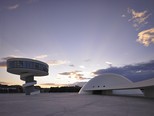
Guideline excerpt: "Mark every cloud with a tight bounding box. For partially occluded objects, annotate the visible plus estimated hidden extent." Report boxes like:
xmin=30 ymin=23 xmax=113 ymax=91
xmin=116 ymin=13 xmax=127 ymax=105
xmin=40 ymin=83 xmax=70 ymax=87
xmin=2 ymin=55 xmax=22 ymax=60
xmin=59 ymin=72 xmax=73 ymax=76
xmin=0 ymin=55 xmax=21 ymax=68
xmin=84 ymin=59 xmax=91 ymax=62
xmin=59 ymin=71 xmax=87 ymax=80
xmin=0 ymin=56 xmax=14 ymax=67
xmin=0 ymin=61 xmax=7 ymax=67
xmin=69 ymin=64 xmax=75 ymax=67
xmin=59 ymin=71 xmax=82 ymax=75
xmin=0 ymin=81 xmax=11 ymax=85
xmin=79 ymin=65 xmax=85 ymax=69
xmin=94 ymin=60 xmax=154 ymax=82
xmin=47 ymin=60 xmax=70 ymax=66
xmin=33 ymin=55 xmax=48 ymax=60
xmin=105 ymin=61 xmax=112 ymax=67
xmin=71 ymin=82 xmax=87 ymax=87
xmin=121 ymin=14 xmax=126 ymax=18
xmin=128 ymin=8 xmax=151 ymax=30
xmin=137 ymin=28 xmax=154 ymax=46
xmin=7 ymin=4 xmax=19 ymax=10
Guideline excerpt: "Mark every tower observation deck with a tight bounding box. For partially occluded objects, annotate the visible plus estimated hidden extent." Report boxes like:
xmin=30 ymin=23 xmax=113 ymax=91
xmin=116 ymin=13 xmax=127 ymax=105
xmin=7 ymin=58 xmax=49 ymax=95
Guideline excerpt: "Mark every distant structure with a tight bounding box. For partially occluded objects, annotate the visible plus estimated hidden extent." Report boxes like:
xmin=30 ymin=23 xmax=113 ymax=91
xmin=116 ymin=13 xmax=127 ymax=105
xmin=79 ymin=73 xmax=154 ymax=98
xmin=7 ymin=58 xmax=49 ymax=95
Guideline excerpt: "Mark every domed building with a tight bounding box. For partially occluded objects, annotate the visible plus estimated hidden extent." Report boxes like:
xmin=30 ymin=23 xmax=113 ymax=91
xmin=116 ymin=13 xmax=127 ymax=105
xmin=79 ymin=73 xmax=154 ymax=98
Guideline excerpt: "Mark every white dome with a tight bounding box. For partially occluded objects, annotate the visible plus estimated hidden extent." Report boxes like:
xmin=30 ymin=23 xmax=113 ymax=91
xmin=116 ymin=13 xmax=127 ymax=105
xmin=82 ymin=73 xmax=133 ymax=90
xmin=79 ymin=73 xmax=135 ymax=94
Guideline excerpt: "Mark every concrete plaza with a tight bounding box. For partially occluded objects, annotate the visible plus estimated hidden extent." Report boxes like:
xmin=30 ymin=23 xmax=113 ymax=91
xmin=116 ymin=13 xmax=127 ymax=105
xmin=0 ymin=93 xmax=154 ymax=116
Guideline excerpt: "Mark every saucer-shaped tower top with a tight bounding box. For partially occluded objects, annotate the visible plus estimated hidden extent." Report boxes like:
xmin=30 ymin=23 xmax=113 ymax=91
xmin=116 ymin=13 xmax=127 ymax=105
xmin=7 ymin=58 xmax=48 ymax=76
xmin=7 ymin=58 xmax=49 ymax=95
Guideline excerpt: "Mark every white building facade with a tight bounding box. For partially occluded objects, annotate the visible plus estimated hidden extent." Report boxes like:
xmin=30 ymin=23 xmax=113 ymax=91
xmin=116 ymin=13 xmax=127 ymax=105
xmin=79 ymin=73 xmax=154 ymax=98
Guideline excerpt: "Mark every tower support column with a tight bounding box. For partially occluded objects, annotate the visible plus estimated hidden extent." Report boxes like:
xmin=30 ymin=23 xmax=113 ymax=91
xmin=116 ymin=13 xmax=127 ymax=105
xmin=25 ymin=75 xmax=35 ymax=95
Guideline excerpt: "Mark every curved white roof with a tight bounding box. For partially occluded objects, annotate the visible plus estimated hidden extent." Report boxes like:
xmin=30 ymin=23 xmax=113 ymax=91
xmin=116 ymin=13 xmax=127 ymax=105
xmin=79 ymin=73 xmax=154 ymax=97
xmin=79 ymin=73 xmax=134 ymax=94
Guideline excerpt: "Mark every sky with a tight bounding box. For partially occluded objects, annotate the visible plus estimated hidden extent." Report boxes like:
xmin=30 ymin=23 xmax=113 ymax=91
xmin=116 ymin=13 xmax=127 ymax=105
xmin=0 ymin=0 xmax=154 ymax=87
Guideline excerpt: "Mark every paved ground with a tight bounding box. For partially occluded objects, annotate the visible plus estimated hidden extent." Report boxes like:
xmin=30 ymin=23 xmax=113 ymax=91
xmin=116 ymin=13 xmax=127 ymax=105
xmin=0 ymin=93 xmax=154 ymax=116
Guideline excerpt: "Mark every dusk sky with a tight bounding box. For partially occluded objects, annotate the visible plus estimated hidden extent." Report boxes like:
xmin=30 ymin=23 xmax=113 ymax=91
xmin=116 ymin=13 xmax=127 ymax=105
xmin=0 ymin=0 xmax=154 ymax=87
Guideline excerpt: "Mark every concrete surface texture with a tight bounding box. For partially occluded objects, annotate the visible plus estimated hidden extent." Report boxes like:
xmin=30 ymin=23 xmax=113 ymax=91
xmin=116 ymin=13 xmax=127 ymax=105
xmin=0 ymin=93 xmax=154 ymax=116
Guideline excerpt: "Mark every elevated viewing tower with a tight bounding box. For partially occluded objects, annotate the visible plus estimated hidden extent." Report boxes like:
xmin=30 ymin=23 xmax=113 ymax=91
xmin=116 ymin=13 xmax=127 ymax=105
xmin=7 ymin=58 xmax=49 ymax=95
